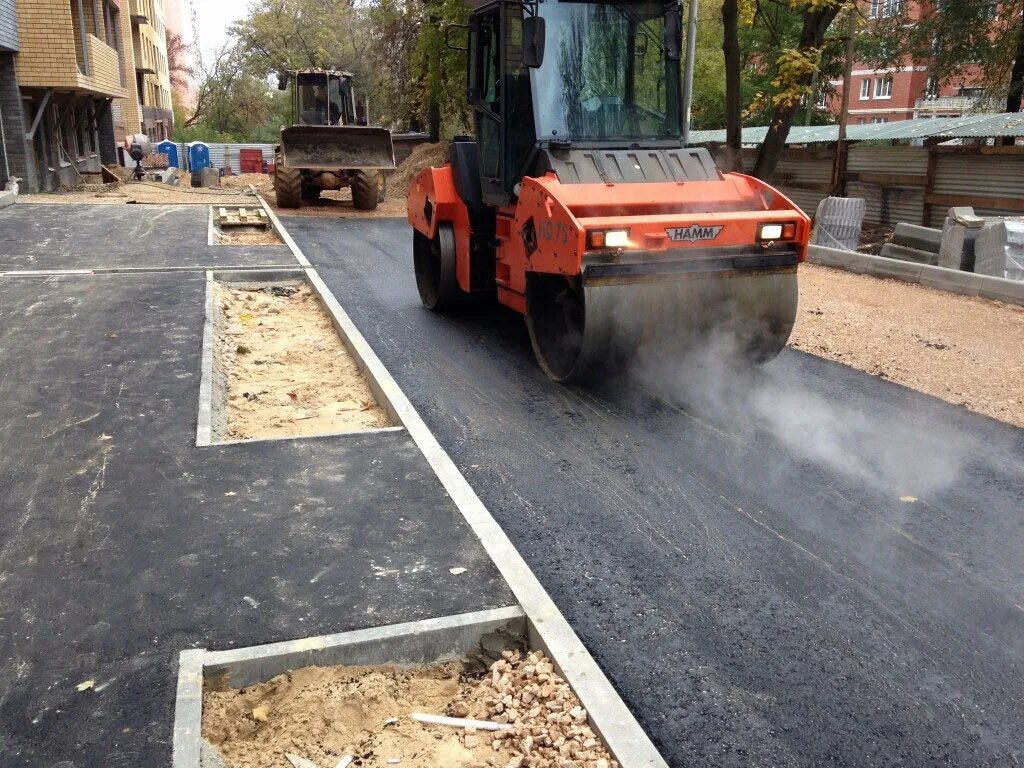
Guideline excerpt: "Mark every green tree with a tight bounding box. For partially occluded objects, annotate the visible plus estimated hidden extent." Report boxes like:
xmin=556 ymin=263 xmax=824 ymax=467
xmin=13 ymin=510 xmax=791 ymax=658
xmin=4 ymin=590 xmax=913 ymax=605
xmin=720 ymin=0 xmax=854 ymax=178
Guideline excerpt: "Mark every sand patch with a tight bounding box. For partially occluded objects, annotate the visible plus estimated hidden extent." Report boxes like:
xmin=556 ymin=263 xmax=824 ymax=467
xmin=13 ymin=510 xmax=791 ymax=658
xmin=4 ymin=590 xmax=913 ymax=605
xmin=203 ymin=651 xmax=618 ymax=768
xmin=215 ymin=228 xmax=283 ymax=246
xmin=214 ymin=282 xmax=391 ymax=440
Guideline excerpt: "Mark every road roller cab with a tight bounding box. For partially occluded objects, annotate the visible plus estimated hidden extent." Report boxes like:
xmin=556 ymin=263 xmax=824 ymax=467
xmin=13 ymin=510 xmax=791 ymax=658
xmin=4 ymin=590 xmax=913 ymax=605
xmin=407 ymin=0 xmax=811 ymax=381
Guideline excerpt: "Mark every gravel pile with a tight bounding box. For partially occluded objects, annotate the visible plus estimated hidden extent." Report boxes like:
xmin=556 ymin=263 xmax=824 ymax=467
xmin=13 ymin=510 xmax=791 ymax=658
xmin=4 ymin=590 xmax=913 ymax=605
xmin=454 ymin=650 xmax=618 ymax=768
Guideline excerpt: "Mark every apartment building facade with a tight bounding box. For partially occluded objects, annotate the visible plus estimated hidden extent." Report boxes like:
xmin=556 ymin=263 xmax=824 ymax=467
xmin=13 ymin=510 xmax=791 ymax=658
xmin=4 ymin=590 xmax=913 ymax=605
xmin=14 ymin=0 xmax=128 ymax=191
xmin=128 ymin=0 xmax=172 ymax=141
xmin=826 ymin=0 xmax=994 ymax=124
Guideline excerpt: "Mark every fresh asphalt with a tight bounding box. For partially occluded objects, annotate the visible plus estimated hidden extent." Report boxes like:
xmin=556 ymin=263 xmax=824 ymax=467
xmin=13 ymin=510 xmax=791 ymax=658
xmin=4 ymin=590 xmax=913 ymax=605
xmin=0 ymin=206 xmax=514 ymax=767
xmin=286 ymin=215 xmax=1024 ymax=768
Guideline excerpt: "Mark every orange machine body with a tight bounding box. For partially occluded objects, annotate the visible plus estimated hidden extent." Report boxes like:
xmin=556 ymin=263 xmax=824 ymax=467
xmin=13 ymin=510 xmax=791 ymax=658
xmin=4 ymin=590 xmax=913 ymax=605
xmin=407 ymin=166 xmax=811 ymax=316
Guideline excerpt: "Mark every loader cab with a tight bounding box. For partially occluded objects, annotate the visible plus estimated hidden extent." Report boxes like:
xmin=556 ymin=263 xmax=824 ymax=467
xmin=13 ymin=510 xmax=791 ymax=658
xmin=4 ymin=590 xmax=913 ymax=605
xmin=465 ymin=0 xmax=684 ymax=207
xmin=282 ymin=70 xmax=359 ymax=127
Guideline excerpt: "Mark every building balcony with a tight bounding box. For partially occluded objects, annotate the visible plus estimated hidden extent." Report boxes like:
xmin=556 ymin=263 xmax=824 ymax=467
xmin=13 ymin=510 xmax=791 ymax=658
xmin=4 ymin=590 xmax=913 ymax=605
xmin=914 ymin=95 xmax=1002 ymax=114
xmin=130 ymin=0 xmax=150 ymax=24
xmin=17 ymin=34 xmax=127 ymax=99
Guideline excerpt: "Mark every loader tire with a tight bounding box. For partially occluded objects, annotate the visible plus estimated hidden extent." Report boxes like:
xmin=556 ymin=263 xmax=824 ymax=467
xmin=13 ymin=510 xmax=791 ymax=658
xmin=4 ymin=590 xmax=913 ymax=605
xmin=275 ymin=159 xmax=302 ymax=209
xmin=414 ymin=225 xmax=457 ymax=311
xmin=350 ymin=170 xmax=379 ymax=211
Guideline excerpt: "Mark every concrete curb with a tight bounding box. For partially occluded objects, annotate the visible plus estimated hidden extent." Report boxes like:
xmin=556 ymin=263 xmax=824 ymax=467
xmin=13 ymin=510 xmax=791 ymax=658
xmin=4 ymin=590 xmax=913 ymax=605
xmin=258 ymin=198 xmax=669 ymax=768
xmin=807 ymin=244 xmax=1024 ymax=306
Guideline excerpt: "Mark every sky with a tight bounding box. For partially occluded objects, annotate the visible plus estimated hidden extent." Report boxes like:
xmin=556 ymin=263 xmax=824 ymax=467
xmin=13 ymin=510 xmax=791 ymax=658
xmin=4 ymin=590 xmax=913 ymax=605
xmin=194 ymin=0 xmax=252 ymax=60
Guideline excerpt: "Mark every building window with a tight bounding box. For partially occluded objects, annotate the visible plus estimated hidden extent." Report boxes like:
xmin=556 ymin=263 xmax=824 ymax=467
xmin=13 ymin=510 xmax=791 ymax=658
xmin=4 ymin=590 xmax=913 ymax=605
xmin=874 ymin=77 xmax=893 ymax=99
xmin=872 ymin=117 xmax=888 ymax=124
xmin=859 ymin=79 xmax=871 ymax=100
xmin=870 ymin=0 xmax=902 ymax=18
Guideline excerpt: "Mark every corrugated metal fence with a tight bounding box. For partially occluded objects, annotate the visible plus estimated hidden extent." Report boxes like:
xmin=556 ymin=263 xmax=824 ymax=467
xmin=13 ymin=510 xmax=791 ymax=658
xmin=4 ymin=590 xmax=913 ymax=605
xmin=207 ymin=144 xmax=276 ymax=175
xmin=710 ymin=144 xmax=1024 ymax=228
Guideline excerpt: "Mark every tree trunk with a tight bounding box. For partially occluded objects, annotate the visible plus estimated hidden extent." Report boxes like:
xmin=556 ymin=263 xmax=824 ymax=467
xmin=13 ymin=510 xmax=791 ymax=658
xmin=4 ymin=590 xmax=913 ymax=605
xmin=1008 ymin=9 xmax=1024 ymax=112
xmin=752 ymin=8 xmax=842 ymax=179
xmin=722 ymin=0 xmax=742 ymax=171
xmin=1000 ymin=9 xmax=1024 ymax=144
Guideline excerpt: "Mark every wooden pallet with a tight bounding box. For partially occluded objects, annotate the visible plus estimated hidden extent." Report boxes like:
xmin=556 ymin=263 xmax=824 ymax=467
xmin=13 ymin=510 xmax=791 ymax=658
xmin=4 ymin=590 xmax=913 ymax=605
xmin=217 ymin=207 xmax=270 ymax=229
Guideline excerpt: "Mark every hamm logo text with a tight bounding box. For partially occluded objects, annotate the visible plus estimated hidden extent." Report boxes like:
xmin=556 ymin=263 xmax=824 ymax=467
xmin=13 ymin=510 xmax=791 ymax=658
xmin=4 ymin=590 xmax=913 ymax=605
xmin=666 ymin=224 xmax=724 ymax=243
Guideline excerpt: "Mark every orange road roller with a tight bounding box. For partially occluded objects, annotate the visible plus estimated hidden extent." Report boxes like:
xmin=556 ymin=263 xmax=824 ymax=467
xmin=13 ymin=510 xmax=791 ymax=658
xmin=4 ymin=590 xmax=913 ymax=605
xmin=407 ymin=0 xmax=811 ymax=382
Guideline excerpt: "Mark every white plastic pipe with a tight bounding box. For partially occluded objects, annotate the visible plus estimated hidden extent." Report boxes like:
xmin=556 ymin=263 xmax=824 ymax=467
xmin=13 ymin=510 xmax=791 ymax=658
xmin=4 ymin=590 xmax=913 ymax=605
xmin=410 ymin=712 xmax=513 ymax=731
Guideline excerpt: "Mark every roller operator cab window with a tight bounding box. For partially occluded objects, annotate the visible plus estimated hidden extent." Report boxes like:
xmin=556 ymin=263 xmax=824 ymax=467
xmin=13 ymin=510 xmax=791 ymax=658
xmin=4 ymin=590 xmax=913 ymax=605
xmin=532 ymin=0 xmax=682 ymax=142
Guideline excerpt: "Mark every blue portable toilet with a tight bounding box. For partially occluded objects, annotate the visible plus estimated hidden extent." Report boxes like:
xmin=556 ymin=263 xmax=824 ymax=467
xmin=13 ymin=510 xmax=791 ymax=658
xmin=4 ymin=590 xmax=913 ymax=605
xmin=156 ymin=140 xmax=179 ymax=169
xmin=187 ymin=142 xmax=211 ymax=171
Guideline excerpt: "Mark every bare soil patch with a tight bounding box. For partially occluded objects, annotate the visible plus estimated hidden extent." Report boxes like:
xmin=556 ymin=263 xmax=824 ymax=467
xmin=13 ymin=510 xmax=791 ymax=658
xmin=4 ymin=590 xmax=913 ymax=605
xmin=792 ymin=263 xmax=1024 ymax=427
xmin=388 ymin=142 xmax=450 ymax=200
xmin=267 ymin=187 xmax=408 ymax=219
xmin=21 ymin=175 xmax=258 ymax=207
xmin=203 ymin=650 xmax=617 ymax=768
xmin=214 ymin=282 xmax=391 ymax=440
xmin=216 ymin=228 xmax=283 ymax=246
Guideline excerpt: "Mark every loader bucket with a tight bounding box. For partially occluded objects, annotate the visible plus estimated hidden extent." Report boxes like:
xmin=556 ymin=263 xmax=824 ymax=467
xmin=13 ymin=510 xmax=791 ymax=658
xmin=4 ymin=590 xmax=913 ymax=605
xmin=280 ymin=126 xmax=396 ymax=171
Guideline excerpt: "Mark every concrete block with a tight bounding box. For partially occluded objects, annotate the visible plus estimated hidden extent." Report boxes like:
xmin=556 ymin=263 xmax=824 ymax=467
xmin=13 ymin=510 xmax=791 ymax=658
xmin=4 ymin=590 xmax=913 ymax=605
xmin=1005 ymin=220 xmax=1024 ymax=282
xmin=949 ymin=207 xmax=984 ymax=228
xmin=880 ymin=243 xmax=939 ymax=266
xmin=893 ymin=223 xmax=942 ymax=254
xmin=973 ymin=221 xmax=1008 ymax=278
xmin=0 ymin=189 xmax=14 ymax=210
xmin=939 ymin=219 xmax=973 ymax=271
xmin=200 ymin=167 xmax=221 ymax=188
xmin=811 ymin=197 xmax=866 ymax=251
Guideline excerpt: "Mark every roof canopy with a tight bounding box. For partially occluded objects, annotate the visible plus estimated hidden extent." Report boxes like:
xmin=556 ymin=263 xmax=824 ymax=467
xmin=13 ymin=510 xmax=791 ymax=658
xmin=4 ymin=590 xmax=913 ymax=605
xmin=689 ymin=112 xmax=1024 ymax=146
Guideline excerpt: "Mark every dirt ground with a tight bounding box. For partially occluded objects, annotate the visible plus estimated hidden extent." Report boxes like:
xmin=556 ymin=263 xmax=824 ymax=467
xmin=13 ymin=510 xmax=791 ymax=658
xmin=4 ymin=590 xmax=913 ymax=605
xmin=20 ymin=172 xmax=262 ymax=206
xmin=203 ymin=650 xmax=616 ymax=768
xmin=266 ymin=187 xmax=409 ymax=219
xmin=215 ymin=227 xmax=283 ymax=246
xmin=214 ymin=283 xmax=391 ymax=440
xmin=792 ymin=264 xmax=1024 ymax=428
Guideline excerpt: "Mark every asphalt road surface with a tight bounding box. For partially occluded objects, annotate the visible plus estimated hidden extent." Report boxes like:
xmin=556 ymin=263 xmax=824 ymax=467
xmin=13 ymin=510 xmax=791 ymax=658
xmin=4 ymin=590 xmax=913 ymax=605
xmin=288 ymin=216 xmax=1024 ymax=768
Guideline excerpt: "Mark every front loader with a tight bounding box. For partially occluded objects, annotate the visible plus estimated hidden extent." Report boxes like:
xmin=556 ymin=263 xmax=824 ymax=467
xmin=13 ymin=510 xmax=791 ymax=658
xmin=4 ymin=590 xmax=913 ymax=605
xmin=274 ymin=69 xmax=396 ymax=211
xmin=407 ymin=0 xmax=811 ymax=382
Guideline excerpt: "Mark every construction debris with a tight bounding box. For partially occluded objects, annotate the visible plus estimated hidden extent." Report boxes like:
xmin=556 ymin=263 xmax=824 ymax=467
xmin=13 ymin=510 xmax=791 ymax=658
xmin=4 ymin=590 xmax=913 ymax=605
xmin=217 ymin=206 xmax=270 ymax=230
xmin=410 ymin=712 xmax=513 ymax=731
xmin=203 ymin=652 xmax=620 ymax=768
xmin=453 ymin=650 xmax=619 ymax=768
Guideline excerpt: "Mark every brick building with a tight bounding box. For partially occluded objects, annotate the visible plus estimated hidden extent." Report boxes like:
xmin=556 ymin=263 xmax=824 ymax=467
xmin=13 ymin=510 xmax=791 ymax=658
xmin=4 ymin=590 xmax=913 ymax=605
xmin=14 ymin=0 xmax=128 ymax=192
xmin=826 ymin=0 xmax=995 ymax=124
xmin=129 ymin=0 xmax=173 ymax=142
xmin=0 ymin=0 xmax=28 ymax=190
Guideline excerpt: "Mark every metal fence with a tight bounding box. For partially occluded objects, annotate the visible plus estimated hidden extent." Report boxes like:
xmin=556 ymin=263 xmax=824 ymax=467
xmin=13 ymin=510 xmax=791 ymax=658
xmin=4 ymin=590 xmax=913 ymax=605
xmin=709 ymin=144 xmax=1024 ymax=228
